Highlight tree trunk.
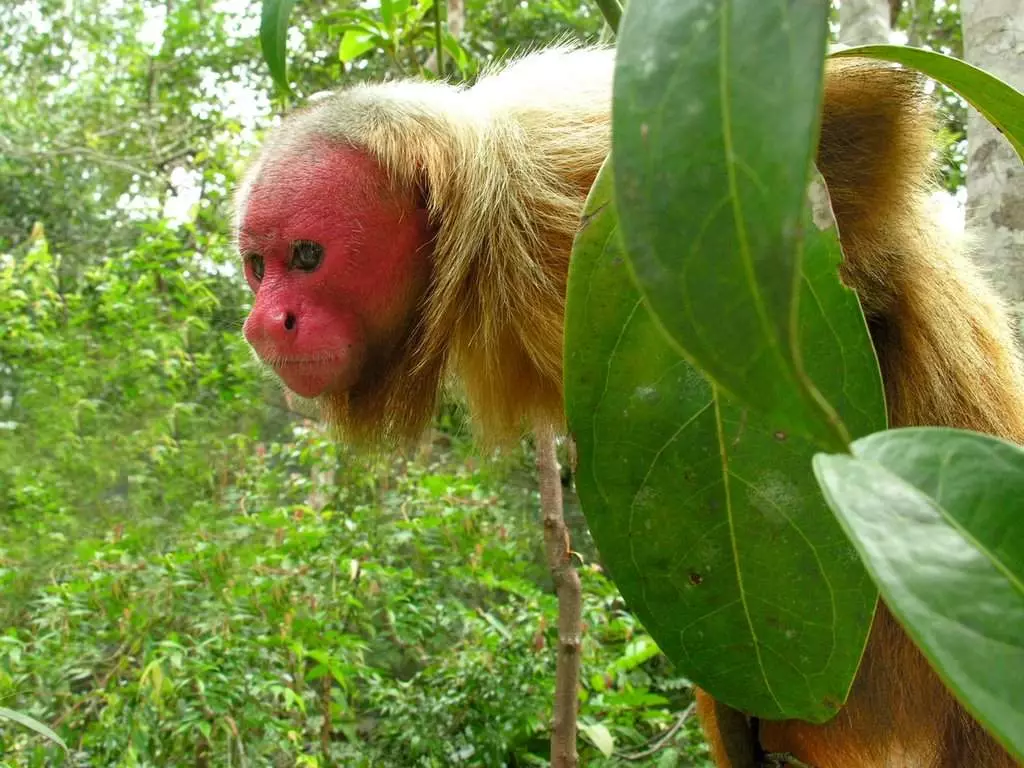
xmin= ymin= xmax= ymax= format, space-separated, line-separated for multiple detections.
xmin=962 ymin=0 xmax=1024 ymax=342
xmin=447 ymin=0 xmax=464 ymax=41
xmin=839 ymin=0 xmax=892 ymax=44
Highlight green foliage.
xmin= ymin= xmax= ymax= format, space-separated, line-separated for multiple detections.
xmin=0 ymin=709 xmax=66 ymax=753
xmin=457 ymin=0 xmax=603 ymax=66
xmin=0 ymin=0 xmax=264 ymax=260
xmin=814 ymin=428 xmax=1024 ymax=762
xmin=0 ymin=226 xmax=261 ymax=540
xmin=1 ymin=221 xmax=702 ymax=764
xmin=565 ymin=164 xmax=879 ymax=721
xmin=261 ymin=0 xmax=476 ymax=92
xmin=1 ymin=423 xmax=710 ymax=766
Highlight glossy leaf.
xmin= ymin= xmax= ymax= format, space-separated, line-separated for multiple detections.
xmin=260 ymin=0 xmax=297 ymax=95
xmin=831 ymin=45 xmax=1024 ymax=160
xmin=613 ymin=0 xmax=864 ymax=452
xmin=814 ymin=428 xmax=1024 ymax=761
xmin=564 ymin=162 xmax=882 ymax=720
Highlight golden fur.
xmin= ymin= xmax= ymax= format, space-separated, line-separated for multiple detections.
xmin=238 ymin=46 xmax=613 ymax=445
xmin=237 ymin=45 xmax=1024 ymax=766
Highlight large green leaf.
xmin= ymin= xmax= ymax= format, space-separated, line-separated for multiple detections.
xmin=831 ymin=45 xmax=1024 ymax=161
xmin=260 ymin=0 xmax=297 ymax=95
xmin=814 ymin=428 xmax=1024 ymax=761
xmin=613 ymin=0 xmax=862 ymax=452
xmin=565 ymin=162 xmax=883 ymax=721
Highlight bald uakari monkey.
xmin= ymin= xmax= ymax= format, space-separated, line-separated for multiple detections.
xmin=234 ymin=44 xmax=1024 ymax=768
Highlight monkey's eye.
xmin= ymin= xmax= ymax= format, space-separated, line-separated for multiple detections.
xmin=290 ymin=240 xmax=324 ymax=272
xmin=245 ymin=252 xmax=264 ymax=282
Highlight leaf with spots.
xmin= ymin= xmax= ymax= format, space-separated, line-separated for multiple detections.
xmin=612 ymin=0 xmax=879 ymax=452
xmin=564 ymin=161 xmax=883 ymax=720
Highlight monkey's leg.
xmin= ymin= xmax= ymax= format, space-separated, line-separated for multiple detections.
xmin=695 ymin=689 xmax=759 ymax=767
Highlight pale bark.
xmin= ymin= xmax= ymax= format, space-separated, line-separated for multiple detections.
xmin=839 ymin=0 xmax=892 ymax=44
xmin=536 ymin=425 xmax=582 ymax=768
xmin=446 ymin=0 xmax=464 ymax=41
xmin=963 ymin=0 xmax=1024 ymax=340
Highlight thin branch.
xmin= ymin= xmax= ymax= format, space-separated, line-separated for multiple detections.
xmin=594 ymin=0 xmax=622 ymax=34
xmin=763 ymin=754 xmax=815 ymax=768
xmin=536 ymin=425 xmax=582 ymax=768
xmin=618 ymin=702 xmax=696 ymax=761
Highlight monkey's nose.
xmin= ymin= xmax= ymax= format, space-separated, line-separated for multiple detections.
xmin=266 ymin=309 xmax=298 ymax=340
xmin=243 ymin=305 xmax=300 ymax=353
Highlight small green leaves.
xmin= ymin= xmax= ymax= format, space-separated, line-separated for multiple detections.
xmin=612 ymin=0 xmax=879 ymax=452
xmin=564 ymin=162 xmax=880 ymax=721
xmin=260 ymin=0 xmax=297 ymax=95
xmin=814 ymin=428 xmax=1024 ymax=762
xmin=831 ymin=45 xmax=1024 ymax=161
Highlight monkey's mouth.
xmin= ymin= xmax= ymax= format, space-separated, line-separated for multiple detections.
xmin=270 ymin=355 xmax=350 ymax=399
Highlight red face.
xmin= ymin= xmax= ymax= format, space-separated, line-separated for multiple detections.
xmin=238 ymin=141 xmax=433 ymax=400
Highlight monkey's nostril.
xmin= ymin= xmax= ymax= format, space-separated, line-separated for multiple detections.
xmin=284 ymin=313 xmax=297 ymax=331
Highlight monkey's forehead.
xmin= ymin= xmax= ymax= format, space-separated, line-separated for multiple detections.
xmin=238 ymin=141 xmax=403 ymax=229
xmin=234 ymin=83 xmax=462 ymax=213
xmin=233 ymin=42 xmax=617 ymax=233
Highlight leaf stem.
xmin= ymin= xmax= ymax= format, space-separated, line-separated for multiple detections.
xmin=432 ymin=0 xmax=445 ymax=78
xmin=594 ymin=0 xmax=622 ymax=34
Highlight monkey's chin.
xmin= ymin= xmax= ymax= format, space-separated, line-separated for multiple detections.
xmin=273 ymin=359 xmax=355 ymax=400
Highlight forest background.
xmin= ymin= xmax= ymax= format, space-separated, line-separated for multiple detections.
xmin=0 ymin=0 xmax=1020 ymax=766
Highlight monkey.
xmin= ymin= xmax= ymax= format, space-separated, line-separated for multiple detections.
xmin=234 ymin=44 xmax=1024 ymax=767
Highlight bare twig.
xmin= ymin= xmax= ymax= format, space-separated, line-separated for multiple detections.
xmin=536 ymin=425 xmax=583 ymax=768
xmin=763 ymin=753 xmax=815 ymax=768
xmin=618 ymin=702 xmax=695 ymax=760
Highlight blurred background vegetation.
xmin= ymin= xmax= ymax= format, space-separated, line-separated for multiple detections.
xmin=0 ymin=1 xmax=971 ymax=765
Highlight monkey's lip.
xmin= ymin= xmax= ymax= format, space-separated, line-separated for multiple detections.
xmin=271 ymin=356 xmax=347 ymax=399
